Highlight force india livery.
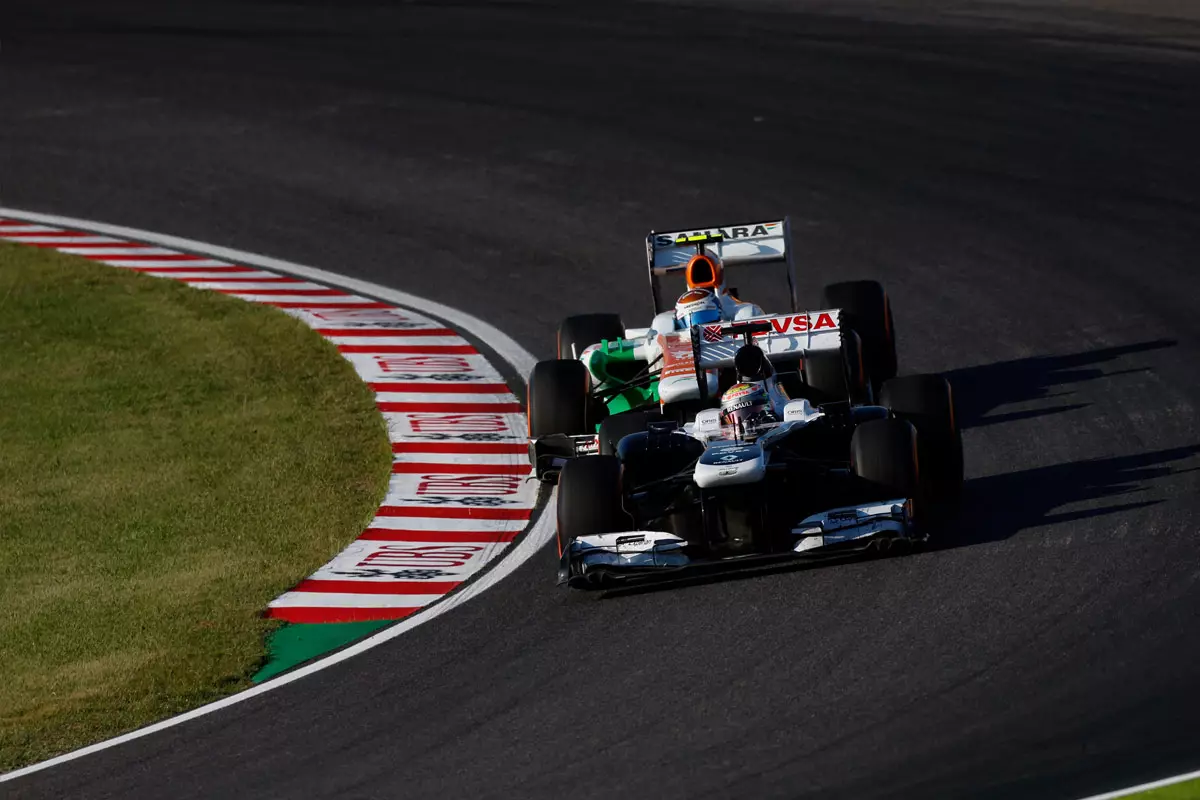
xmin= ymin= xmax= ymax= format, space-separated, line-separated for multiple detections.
xmin=526 ymin=218 xmax=963 ymax=589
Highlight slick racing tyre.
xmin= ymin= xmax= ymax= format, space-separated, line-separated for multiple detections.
xmin=880 ymin=374 xmax=964 ymax=512
xmin=820 ymin=280 xmax=897 ymax=389
xmin=851 ymin=418 xmax=919 ymax=506
xmin=557 ymin=313 xmax=625 ymax=360
xmin=803 ymin=329 xmax=869 ymax=405
xmin=556 ymin=455 xmax=631 ymax=556
xmin=598 ymin=410 xmax=664 ymax=456
xmin=527 ymin=359 xmax=594 ymax=438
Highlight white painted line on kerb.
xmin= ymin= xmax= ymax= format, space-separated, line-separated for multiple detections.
xmin=0 ymin=207 xmax=553 ymax=784
xmin=1077 ymin=767 xmax=1200 ymax=800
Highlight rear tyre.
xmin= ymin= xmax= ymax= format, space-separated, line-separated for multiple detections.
xmin=556 ymin=455 xmax=631 ymax=555
xmin=803 ymin=329 xmax=869 ymax=405
xmin=598 ymin=410 xmax=664 ymax=456
xmin=880 ymin=374 xmax=964 ymax=512
xmin=527 ymin=359 xmax=593 ymax=438
xmin=851 ymin=418 xmax=919 ymax=504
xmin=821 ymin=280 xmax=897 ymax=388
xmin=557 ymin=313 xmax=625 ymax=360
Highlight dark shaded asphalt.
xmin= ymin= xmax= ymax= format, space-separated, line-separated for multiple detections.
xmin=3 ymin=2 xmax=1200 ymax=798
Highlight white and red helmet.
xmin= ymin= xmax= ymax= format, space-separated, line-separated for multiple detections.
xmin=719 ymin=381 xmax=778 ymax=442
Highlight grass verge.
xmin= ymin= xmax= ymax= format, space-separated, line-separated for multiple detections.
xmin=1125 ymin=777 xmax=1200 ymax=799
xmin=0 ymin=243 xmax=391 ymax=770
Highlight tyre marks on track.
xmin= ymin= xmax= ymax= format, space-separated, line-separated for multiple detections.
xmin=0 ymin=218 xmax=536 ymax=625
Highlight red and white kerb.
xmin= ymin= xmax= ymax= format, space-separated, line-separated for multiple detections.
xmin=0 ymin=219 xmax=536 ymax=624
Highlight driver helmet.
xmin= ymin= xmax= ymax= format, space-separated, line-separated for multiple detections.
xmin=719 ymin=381 xmax=778 ymax=442
xmin=685 ymin=251 xmax=725 ymax=292
xmin=674 ymin=288 xmax=722 ymax=329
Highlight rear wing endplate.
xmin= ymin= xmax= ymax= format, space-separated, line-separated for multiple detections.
xmin=645 ymin=217 xmax=798 ymax=314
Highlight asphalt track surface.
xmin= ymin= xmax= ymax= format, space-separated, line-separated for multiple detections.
xmin=3 ymin=2 xmax=1200 ymax=798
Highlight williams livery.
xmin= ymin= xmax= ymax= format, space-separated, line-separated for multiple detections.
xmin=525 ymin=218 xmax=963 ymax=587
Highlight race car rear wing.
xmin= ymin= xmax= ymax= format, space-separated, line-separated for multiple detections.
xmin=645 ymin=217 xmax=798 ymax=314
xmin=657 ymin=310 xmax=843 ymax=404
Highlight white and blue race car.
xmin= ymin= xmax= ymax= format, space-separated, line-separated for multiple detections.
xmin=554 ymin=315 xmax=963 ymax=589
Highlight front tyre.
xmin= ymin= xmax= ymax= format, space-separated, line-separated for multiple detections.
xmin=556 ymin=455 xmax=631 ymax=556
xmin=880 ymin=374 xmax=964 ymax=512
xmin=851 ymin=419 xmax=919 ymax=504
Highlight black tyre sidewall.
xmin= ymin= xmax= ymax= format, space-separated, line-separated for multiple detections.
xmin=880 ymin=374 xmax=964 ymax=510
xmin=557 ymin=313 xmax=625 ymax=360
xmin=556 ymin=455 xmax=631 ymax=555
xmin=851 ymin=419 xmax=920 ymax=531
xmin=527 ymin=359 xmax=592 ymax=438
xmin=821 ymin=280 xmax=898 ymax=386
xmin=803 ymin=330 xmax=868 ymax=405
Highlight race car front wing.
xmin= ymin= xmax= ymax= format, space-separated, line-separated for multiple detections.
xmin=558 ymin=499 xmax=917 ymax=588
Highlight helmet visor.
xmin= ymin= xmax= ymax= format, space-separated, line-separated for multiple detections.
xmin=684 ymin=308 xmax=722 ymax=328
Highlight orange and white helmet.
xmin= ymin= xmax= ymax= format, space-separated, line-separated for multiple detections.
xmin=674 ymin=288 xmax=722 ymax=329
xmin=685 ymin=251 xmax=725 ymax=292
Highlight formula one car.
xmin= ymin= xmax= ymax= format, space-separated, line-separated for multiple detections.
xmin=527 ymin=218 xmax=898 ymax=481
xmin=547 ymin=220 xmax=792 ymax=422
xmin=554 ymin=321 xmax=963 ymax=589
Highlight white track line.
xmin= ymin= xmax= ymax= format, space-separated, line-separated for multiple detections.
xmin=1076 ymin=768 xmax=1200 ymax=799
xmin=0 ymin=207 xmax=552 ymax=784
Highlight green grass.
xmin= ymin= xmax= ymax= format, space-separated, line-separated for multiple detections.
xmin=0 ymin=243 xmax=391 ymax=770
xmin=1126 ymin=777 xmax=1200 ymax=799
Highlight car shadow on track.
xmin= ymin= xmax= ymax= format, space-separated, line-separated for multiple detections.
xmin=933 ymin=336 xmax=1196 ymax=548
xmin=938 ymin=445 xmax=1200 ymax=550
xmin=945 ymin=338 xmax=1178 ymax=430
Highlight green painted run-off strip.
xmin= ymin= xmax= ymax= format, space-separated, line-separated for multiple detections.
xmin=254 ymin=622 xmax=392 ymax=683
